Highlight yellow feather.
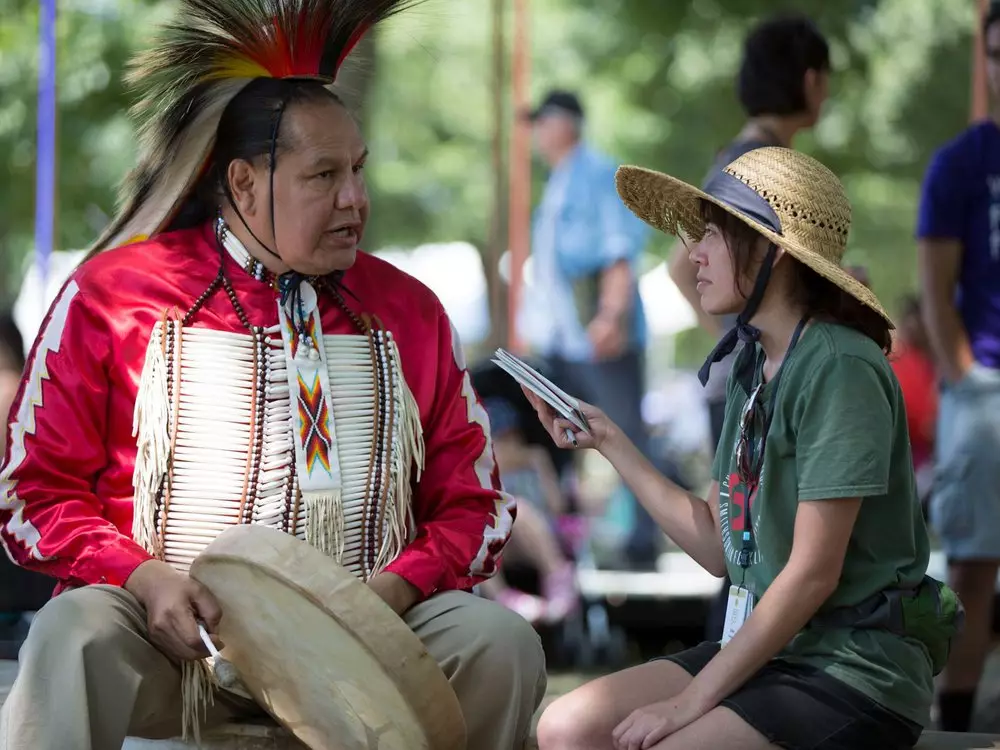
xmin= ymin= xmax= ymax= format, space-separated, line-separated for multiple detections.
xmin=204 ymin=59 xmax=272 ymax=81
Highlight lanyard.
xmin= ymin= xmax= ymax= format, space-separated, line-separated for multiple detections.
xmin=738 ymin=316 xmax=809 ymax=571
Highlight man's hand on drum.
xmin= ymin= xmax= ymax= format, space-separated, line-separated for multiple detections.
xmin=519 ymin=385 xmax=616 ymax=453
xmin=125 ymin=559 xmax=223 ymax=661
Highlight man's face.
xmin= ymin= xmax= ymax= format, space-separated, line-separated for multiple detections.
xmin=531 ymin=113 xmax=577 ymax=164
xmin=229 ymin=99 xmax=370 ymax=276
xmin=802 ymin=68 xmax=830 ymax=128
xmin=987 ymin=22 xmax=1000 ymax=101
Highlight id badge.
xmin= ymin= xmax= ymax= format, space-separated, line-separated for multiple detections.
xmin=720 ymin=585 xmax=754 ymax=646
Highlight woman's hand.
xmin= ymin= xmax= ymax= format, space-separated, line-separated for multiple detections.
xmin=519 ymin=386 xmax=617 ymax=452
xmin=612 ymin=696 xmax=706 ymax=750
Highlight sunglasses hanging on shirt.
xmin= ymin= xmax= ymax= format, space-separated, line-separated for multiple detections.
xmin=733 ymin=315 xmax=809 ymax=573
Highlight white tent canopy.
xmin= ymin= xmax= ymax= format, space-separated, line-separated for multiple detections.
xmin=13 ymin=244 xmax=697 ymax=357
xmin=14 ymin=249 xmax=88 ymax=359
xmin=375 ymin=242 xmax=491 ymax=345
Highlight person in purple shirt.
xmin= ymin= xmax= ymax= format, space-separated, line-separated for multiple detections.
xmin=917 ymin=0 xmax=1000 ymax=732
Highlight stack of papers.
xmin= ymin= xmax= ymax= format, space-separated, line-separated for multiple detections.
xmin=490 ymin=349 xmax=591 ymax=435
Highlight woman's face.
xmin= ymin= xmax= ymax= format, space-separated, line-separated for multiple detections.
xmin=229 ymin=98 xmax=370 ymax=276
xmin=688 ymin=223 xmax=747 ymax=316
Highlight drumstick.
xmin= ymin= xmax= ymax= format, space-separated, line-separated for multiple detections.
xmin=197 ymin=622 xmax=239 ymax=689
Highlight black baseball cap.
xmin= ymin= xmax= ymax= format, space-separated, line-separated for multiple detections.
xmin=525 ymin=90 xmax=584 ymax=121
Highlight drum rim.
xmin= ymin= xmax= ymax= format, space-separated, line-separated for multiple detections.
xmin=190 ymin=525 xmax=467 ymax=750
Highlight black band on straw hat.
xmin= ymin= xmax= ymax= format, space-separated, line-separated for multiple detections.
xmin=701 ymin=170 xmax=783 ymax=234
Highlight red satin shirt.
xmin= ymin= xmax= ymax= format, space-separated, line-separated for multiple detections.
xmin=0 ymin=222 xmax=514 ymax=599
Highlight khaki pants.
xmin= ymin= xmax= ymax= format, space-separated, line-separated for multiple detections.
xmin=0 ymin=585 xmax=547 ymax=750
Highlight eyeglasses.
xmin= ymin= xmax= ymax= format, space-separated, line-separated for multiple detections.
xmin=735 ymin=381 xmax=766 ymax=487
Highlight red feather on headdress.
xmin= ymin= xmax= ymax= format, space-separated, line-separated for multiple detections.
xmin=90 ymin=0 xmax=420 ymax=253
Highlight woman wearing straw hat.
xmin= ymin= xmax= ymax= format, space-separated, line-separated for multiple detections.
xmin=529 ymin=147 xmax=959 ymax=750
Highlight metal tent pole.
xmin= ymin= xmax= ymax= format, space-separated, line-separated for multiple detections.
xmin=35 ymin=0 xmax=57 ymax=299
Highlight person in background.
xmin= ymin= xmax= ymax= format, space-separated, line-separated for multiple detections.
xmin=0 ymin=313 xmax=24 ymax=445
xmin=916 ymin=1 xmax=1000 ymax=732
xmin=670 ymin=13 xmax=832 ymax=642
xmin=888 ymin=296 xmax=937 ymax=506
xmin=479 ymin=398 xmax=579 ymax=625
xmin=0 ymin=310 xmax=55 ymax=656
xmin=518 ymin=89 xmax=659 ymax=569
xmin=846 ymin=264 xmax=871 ymax=288
xmin=488 ymin=397 xmax=568 ymax=520
xmin=843 ymin=273 xmax=937 ymax=503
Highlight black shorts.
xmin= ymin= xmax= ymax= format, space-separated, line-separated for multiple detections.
xmin=656 ymin=641 xmax=923 ymax=750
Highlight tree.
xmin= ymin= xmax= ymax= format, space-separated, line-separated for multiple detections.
xmin=0 ymin=0 xmax=979 ymax=370
xmin=0 ymin=0 xmax=168 ymax=296
xmin=369 ymin=0 xmax=975 ymax=365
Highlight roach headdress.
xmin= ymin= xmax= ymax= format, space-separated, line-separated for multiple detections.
xmin=91 ymin=0 xmax=418 ymax=254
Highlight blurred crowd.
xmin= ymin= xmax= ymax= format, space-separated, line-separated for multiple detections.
xmin=2 ymin=4 xmax=999 ymax=738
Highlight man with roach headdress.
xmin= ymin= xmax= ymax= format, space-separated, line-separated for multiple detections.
xmin=0 ymin=1 xmax=546 ymax=748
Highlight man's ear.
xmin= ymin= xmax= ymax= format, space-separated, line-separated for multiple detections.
xmin=226 ymin=159 xmax=258 ymax=217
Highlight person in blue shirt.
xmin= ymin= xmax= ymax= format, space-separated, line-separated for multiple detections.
xmin=916 ymin=0 xmax=1000 ymax=732
xmin=518 ymin=90 xmax=657 ymax=568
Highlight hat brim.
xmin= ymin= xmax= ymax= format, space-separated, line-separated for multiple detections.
xmin=615 ymin=165 xmax=892 ymax=327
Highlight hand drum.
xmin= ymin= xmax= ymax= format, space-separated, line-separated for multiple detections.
xmin=189 ymin=525 xmax=467 ymax=750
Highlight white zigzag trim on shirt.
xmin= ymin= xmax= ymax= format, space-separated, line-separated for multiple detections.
xmin=447 ymin=319 xmax=515 ymax=577
xmin=0 ymin=281 xmax=80 ymax=562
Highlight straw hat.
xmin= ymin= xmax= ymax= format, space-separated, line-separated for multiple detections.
xmin=615 ymin=146 xmax=891 ymax=325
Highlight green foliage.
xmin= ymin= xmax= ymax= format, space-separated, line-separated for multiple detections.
xmin=370 ymin=0 xmax=976 ymax=367
xmin=0 ymin=0 xmax=171 ymax=293
xmin=0 ymin=0 xmax=981 ymax=364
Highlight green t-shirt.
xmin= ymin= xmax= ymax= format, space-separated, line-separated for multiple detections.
xmin=711 ymin=321 xmax=934 ymax=726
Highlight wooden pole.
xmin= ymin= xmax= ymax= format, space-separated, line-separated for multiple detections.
xmin=972 ymin=0 xmax=990 ymax=122
xmin=507 ymin=0 xmax=531 ymax=353
xmin=486 ymin=0 xmax=509 ymax=351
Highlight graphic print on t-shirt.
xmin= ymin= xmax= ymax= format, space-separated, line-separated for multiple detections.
xmin=719 ymin=470 xmax=762 ymax=567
